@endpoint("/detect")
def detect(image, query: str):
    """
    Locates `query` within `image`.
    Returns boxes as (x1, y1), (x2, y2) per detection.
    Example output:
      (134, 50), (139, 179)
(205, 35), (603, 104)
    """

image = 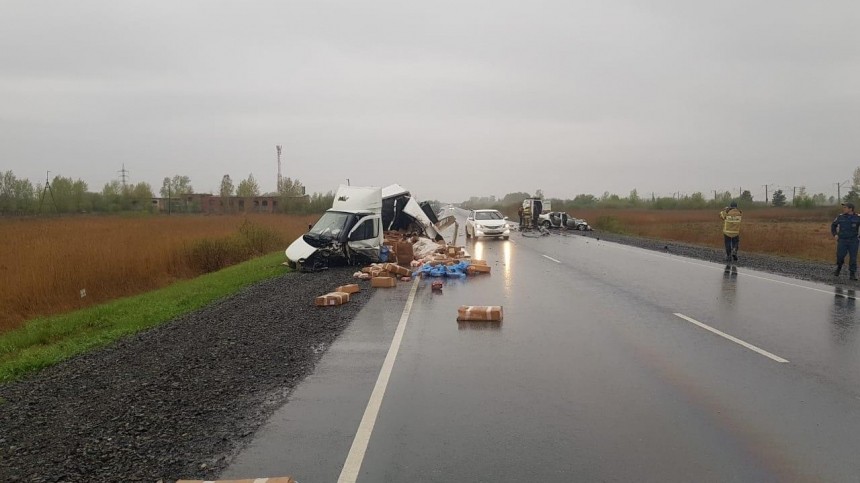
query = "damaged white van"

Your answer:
(285, 184), (453, 271)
